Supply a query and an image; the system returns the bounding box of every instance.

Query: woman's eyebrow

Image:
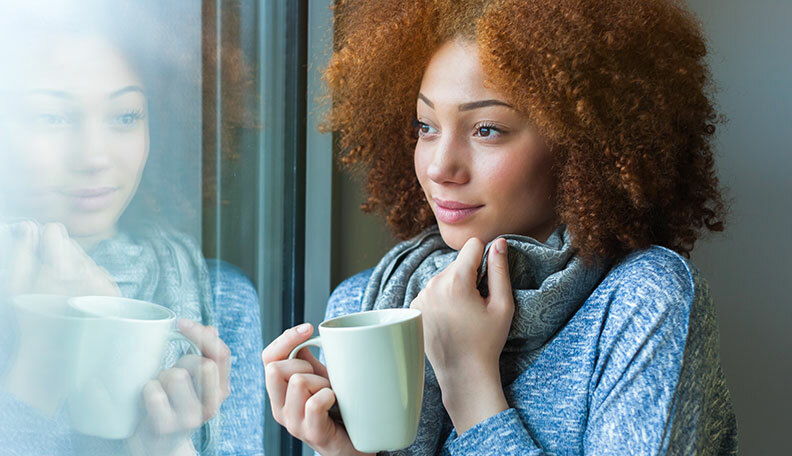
[108,85,145,99]
[28,89,73,99]
[417,93,513,111]
[458,99,513,111]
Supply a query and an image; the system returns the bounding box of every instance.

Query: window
[0,1,330,454]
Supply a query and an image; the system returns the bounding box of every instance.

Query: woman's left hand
[128,319,231,456]
[410,237,514,433]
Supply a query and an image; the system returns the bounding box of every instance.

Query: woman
[0,3,264,455]
[263,0,737,455]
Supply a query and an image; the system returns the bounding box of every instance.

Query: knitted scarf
[360,224,610,455]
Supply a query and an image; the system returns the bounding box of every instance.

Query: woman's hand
[262,324,374,456]
[0,221,120,297]
[128,319,231,456]
[409,237,513,433]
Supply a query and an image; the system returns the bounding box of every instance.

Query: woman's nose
[70,119,111,173]
[426,135,469,185]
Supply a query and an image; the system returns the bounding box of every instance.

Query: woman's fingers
[38,223,70,279]
[282,372,331,432]
[453,237,485,281]
[486,238,513,309]
[158,367,203,431]
[302,387,339,447]
[294,346,329,379]
[178,319,231,397]
[262,323,314,367]
[2,221,39,294]
[264,358,315,423]
[141,379,179,435]
[175,354,222,421]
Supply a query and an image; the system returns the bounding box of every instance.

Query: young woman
[263,0,738,454]
[0,4,263,455]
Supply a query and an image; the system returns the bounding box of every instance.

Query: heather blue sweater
[318,246,737,455]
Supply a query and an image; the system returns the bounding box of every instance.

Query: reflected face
[414,39,558,250]
[1,35,149,239]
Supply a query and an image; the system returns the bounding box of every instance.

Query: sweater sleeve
[207,260,266,456]
[443,250,736,455]
[317,269,372,366]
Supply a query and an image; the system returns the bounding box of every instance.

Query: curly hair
[322,0,727,261]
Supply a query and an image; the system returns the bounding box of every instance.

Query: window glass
[0,1,291,454]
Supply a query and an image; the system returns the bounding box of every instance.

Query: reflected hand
[0,221,120,297]
[262,324,374,456]
[128,319,231,456]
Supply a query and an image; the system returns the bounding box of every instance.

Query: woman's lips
[61,187,119,211]
[433,198,483,224]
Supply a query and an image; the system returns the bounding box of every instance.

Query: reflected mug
[65,296,200,439]
[289,308,424,453]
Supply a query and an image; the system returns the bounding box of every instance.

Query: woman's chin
[437,224,488,251]
[62,216,118,241]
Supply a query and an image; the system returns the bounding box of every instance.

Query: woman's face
[414,39,558,250]
[1,34,149,242]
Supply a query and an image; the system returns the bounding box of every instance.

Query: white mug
[289,308,424,453]
[65,296,200,439]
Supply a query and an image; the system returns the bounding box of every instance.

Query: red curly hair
[322,0,727,261]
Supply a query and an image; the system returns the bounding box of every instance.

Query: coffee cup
[289,308,424,453]
[65,296,200,439]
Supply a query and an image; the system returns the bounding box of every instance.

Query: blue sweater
[318,246,737,455]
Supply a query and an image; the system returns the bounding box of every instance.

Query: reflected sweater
[317,246,738,455]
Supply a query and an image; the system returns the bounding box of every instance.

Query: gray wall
[330,170,395,290]
[330,1,792,454]
[686,0,792,454]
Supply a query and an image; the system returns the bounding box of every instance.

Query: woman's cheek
[115,130,149,187]
[414,145,430,189]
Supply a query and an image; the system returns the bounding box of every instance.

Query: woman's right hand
[262,323,374,456]
[0,221,120,297]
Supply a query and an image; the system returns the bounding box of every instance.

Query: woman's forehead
[418,40,507,110]
[19,35,143,97]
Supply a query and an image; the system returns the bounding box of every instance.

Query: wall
[686,0,792,453]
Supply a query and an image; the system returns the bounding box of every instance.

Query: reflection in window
[0,1,268,455]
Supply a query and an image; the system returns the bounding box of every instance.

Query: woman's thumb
[486,238,513,308]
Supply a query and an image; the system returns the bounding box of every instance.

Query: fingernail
[495,238,506,255]
[212,326,219,337]
[295,323,311,334]
[178,318,194,329]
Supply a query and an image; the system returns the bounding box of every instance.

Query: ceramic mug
[65,296,200,439]
[289,308,424,453]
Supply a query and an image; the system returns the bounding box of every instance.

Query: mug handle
[289,336,322,359]
[168,331,202,356]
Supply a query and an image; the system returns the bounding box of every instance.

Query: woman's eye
[415,120,437,137]
[110,110,145,127]
[474,124,503,138]
[33,113,72,126]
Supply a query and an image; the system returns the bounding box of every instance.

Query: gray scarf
[89,223,218,456]
[360,224,610,455]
